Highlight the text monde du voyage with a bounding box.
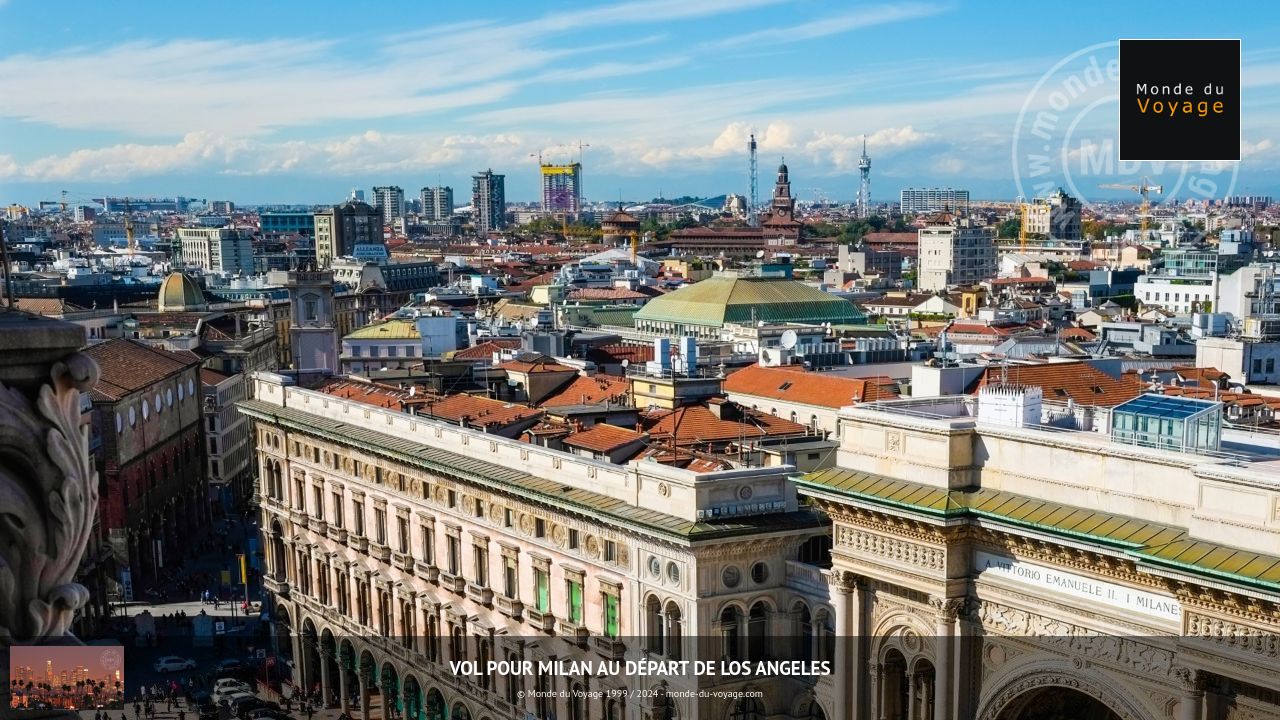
[1134,82,1228,118]
[450,659,832,678]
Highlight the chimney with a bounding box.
[977,384,1042,428]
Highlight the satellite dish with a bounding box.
[780,329,799,350]
[621,359,630,368]
[756,249,766,259]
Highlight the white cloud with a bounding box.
[712,3,947,49]
[0,0,777,139]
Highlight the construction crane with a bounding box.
[1099,177,1162,241]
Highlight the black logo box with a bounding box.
[1119,39,1240,162]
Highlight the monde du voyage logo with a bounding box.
[1120,39,1241,161]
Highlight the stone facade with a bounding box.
[800,394,1280,720]
[243,373,840,720]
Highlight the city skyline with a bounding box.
[0,0,1278,205]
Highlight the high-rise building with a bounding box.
[540,163,581,215]
[1021,187,1082,243]
[421,186,454,221]
[372,186,405,225]
[208,200,235,214]
[899,188,970,214]
[917,214,997,291]
[472,169,507,234]
[313,200,383,267]
[176,226,254,275]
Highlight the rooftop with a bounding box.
[83,338,201,401]
[344,318,421,341]
[723,364,899,409]
[633,274,866,328]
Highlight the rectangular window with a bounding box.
[604,594,620,638]
[1269,359,1276,374]
[1254,358,1263,374]
[567,580,583,624]
[568,529,579,550]
[421,525,435,564]
[374,508,387,545]
[604,541,616,562]
[447,535,460,574]
[535,568,550,613]
[473,545,488,586]
[332,492,344,528]
[504,556,518,599]
[535,518,545,538]
[447,490,457,508]
[352,501,364,535]
[313,486,324,521]
[474,498,484,518]
[504,509,513,528]
[397,516,409,553]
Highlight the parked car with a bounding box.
[232,697,278,720]
[214,679,251,693]
[154,656,197,673]
[214,688,255,706]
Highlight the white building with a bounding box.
[340,318,423,375]
[373,186,405,226]
[917,215,997,291]
[421,186,454,222]
[899,188,969,214]
[177,226,254,275]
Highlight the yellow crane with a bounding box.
[1099,177,1162,241]
[1019,202,1029,252]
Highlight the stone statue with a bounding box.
[0,310,100,644]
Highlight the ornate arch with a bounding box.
[870,610,937,665]
[975,660,1159,720]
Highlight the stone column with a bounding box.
[358,671,370,720]
[339,659,350,715]
[906,671,919,720]
[290,622,306,695]
[869,662,883,720]
[0,311,100,648]
[1176,667,1204,720]
[929,597,961,720]
[825,570,854,720]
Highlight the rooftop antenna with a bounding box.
[748,132,759,227]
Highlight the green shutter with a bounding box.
[605,594,619,638]
[569,581,583,624]
[536,570,549,612]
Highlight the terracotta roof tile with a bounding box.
[968,361,1143,407]
[320,379,411,409]
[563,423,648,453]
[452,339,522,361]
[640,404,810,445]
[413,393,543,428]
[497,356,576,374]
[723,364,899,409]
[83,338,201,401]
[539,374,633,408]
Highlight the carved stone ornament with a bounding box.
[0,312,101,644]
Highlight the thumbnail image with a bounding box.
[9,646,125,711]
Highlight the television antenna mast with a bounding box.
[748,132,759,227]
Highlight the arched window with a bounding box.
[652,687,676,720]
[790,411,798,423]
[729,698,762,720]
[569,683,586,720]
[664,602,683,661]
[646,596,664,654]
[815,610,834,664]
[793,602,812,662]
[719,606,742,661]
[452,704,471,720]
[748,602,768,661]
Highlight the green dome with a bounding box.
[634,274,865,329]
[158,272,206,312]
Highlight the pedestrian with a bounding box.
[307,704,314,720]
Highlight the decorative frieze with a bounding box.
[837,526,945,571]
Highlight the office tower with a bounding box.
[314,200,383,267]
[472,169,507,234]
[540,162,582,215]
[917,214,997,291]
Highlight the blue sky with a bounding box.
[1,0,1278,206]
